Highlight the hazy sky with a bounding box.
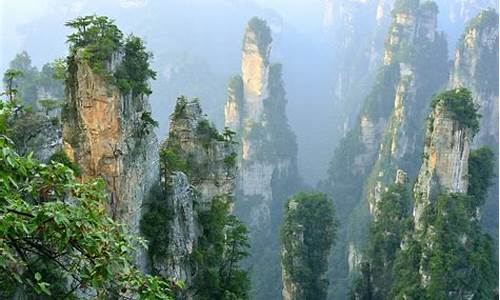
[0,0,326,71]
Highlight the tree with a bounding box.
[3,69,23,102]
[38,99,62,116]
[3,52,38,105]
[191,197,250,300]
[351,181,411,300]
[281,192,337,300]
[467,147,495,204]
[0,94,177,299]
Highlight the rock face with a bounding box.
[450,9,498,147]
[161,171,198,282]
[436,0,498,47]
[365,1,448,216]
[324,0,394,135]
[280,193,335,300]
[413,88,477,228]
[63,50,158,234]
[449,9,499,241]
[150,97,236,293]
[224,17,300,300]
[322,1,448,297]
[9,114,62,162]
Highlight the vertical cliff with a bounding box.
[388,88,496,298]
[321,1,449,297]
[365,0,448,218]
[224,17,301,300]
[449,9,499,243]
[63,51,158,235]
[413,88,478,228]
[142,97,238,297]
[62,17,159,238]
[324,0,394,135]
[281,193,336,300]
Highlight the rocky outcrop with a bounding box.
[63,50,158,235]
[148,97,237,293]
[225,17,300,300]
[322,1,449,297]
[450,9,498,149]
[366,1,449,215]
[324,0,394,135]
[449,9,499,243]
[413,88,477,228]
[9,114,62,162]
[280,193,335,300]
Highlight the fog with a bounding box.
[1,0,497,185]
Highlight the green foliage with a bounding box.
[52,58,68,81]
[0,96,176,299]
[139,111,159,137]
[281,192,337,300]
[192,197,250,299]
[65,15,155,98]
[3,52,38,104]
[392,0,419,15]
[49,149,81,176]
[468,147,495,204]
[421,193,496,299]
[351,182,411,300]
[350,262,373,300]
[65,15,123,76]
[246,63,298,161]
[140,182,173,263]
[160,147,190,177]
[223,152,237,168]
[197,119,224,148]
[114,35,157,97]
[38,98,62,116]
[4,53,65,108]
[466,8,498,30]
[172,95,189,119]
[0,137,175,299]
[246,17,272,60]
[430,87,480,134]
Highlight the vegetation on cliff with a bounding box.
[430,87,480,134]
[65,15,156,98]
[3,52,64,108]
[353,88,496,299]
[192,197,250,300]
[141,96,249,299]
[351,180,412,299]
[245,17,272,61]
[281,192,336,300]
[0,94,175,299]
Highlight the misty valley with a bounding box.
[0,0,498,299]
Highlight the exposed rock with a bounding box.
[413,88,477,229]
[224,17,300,300]
[325,0,394,135]
[323,2,449,297]
[150,98,237,293]
[9,114,62,162]
[156,172,198,282]
[450,9,498,149]
[449,9,498,242]
[63,50,159,236]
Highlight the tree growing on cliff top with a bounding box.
[0,92,177,299]
[281,192,336,300]
[65,15,156,98]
